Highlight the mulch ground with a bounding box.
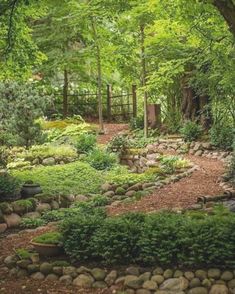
[0,124,226,293]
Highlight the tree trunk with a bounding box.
[140,24,148,138]
[213,0,235,38]
[63,69,68,118]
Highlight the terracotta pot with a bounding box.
[21,183,42,198]
[30,241,63,257]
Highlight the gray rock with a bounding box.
[92,281,107,288]
[23,211,41,219]
[189,278,201,288]
[36,203,51,213]
[101,183,113,192]
[126,266,140,276]
[0,223,7,233]
[115,276,125,285]
[59,275,73,285]
[163,269,174,279]
[4,255,18,268]
[195,270,207,280]
[160,277,189,291]
[73,274,94,288]
[184,271,195,280]
[42,157,56,166]
[74,195,88,202]
[143,280,158,290]
[27,264,40,274]
[91,268,106,281]
[221,271,233,281]
[40,262,52,275]
[151,275,164,284]
[104,191,115,197]
[3,213,21,228]
[16,259,31,269]
[154,291,185,294]
[207,269,221,280]
[63,266,77,278]
[188,287,208,294]
[209,285,228,294]
[105,270,118,286]
[46,274,58,281]
[125,190,136,197]
[31,272,45,280]
[77,266,91,274]
[195,150,203,156]
[124,275,143,289]
[53,266,63,276]
[17,269,28,278]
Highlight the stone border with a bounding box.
[2,253,235,294]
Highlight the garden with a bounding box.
[0,1,235,294]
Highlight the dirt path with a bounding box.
[97,123,128,144]
[109,154,225,215]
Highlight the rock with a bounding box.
[136,290,151,294]
[215,280,226,285]
[163,269,174,279]
[139,272,151,282]
[124,275,143,289]
[153,267,164,275]
[115,276,126,285]
[23,212,41,219]
[91,268,106,281]
[195,270,207,280]
[46,274,58,281]
[143,280,158,290]
[127,183,142,192]
[31,272,45,280]
[184,272,195,280]
[208,269,221,279]
[189,278,201,288]
[160,277,189,291]
[0,203,13,214]
[195,150,203,156]
[174,270,183,278]
[16,259,31,269]
[4,255,18,268]
[228,279,235,289]
[126,266,140,276]
[209,285,228,294]
[115,187,126,195]
[92,281,107,288]
[27,264,40,274]
[36,203,51,213]
[188,287,208,294]
[155,291,185,294]
[59,275,73,285]
[76,266,91,274]
[53,266,63,276]
[63,266,77,278]
[42,157,56,166]
[40,262,52,275]
[104,191,115,197]
[17,269,28,278]
[202,143,211,149]
[74,195,88,202]
[125,190,136,197]
[125,290,135,294]
[221,271,233,281]
[3,213,21,228]
[0,223,7,233]
[202,279,212,288]
[101,183,113,192]
[105,270,118,286]
[151,275,164,284]
[73,274,94,288]
[51,200,59,210]
[9,268,18,277]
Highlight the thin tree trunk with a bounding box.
[91,18,104,133]
[63,68,68,118]
[140,24,148,138]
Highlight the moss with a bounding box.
[33,232,63,245]
[34,193,57,203]
[115,187,126,195]
[13,199,35,210]
[0,202,13,214]
[51,260,70,267]
[16,249,32,260]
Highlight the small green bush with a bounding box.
[129,115,144,130]
[33,232,63,245]
[16,249,33,260]
[0,174,21,200]
[180,121,203,142]
[107,134,130,153]
[75,133,96,154]
[20,218,46,229]
[85,148,118,170]
[209,124,234,150]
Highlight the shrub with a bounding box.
[129,115,144,130]
[107,134,130,153]
[0,174,21,200]
[209,124,234,150]
[61,211,235,267]
[33,232,63,245]
[180,121,203,142]
[20,218,46,229]
[15,249,33,260]
[75,133,96,154]
[85,148,118,170]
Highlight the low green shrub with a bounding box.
[15,249,33,260]
[61,210,235,267]
[13,199,36,210]
[20,218,46,229]
[85,148,118,170]
[129,115,144,130]
[209,124,234,150]
[75,133,96,154]
[33,232,63,245]
[0,173,21,200]
[107,134,130,153]
[180,121,203,142]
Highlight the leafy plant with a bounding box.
[20,218,46,229]
[129,115,144,130]
[0,174,21,200]
[107,134,130,153]
[75,133,96,154]
[33,232,63,245]
[15,249,33,260]
[85,148,118,170]
[209,124,234,150]
[180,121,203,142]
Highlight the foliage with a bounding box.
[180,121,203,142]
[0,82,51,147]
[40,116,85,130]
[129,115,144,130]
[13,199,36,210]
[75,133,97,154]
[0,146,9,167]
[20,218,46,229]
[107,134,130,153]
[84,148,118,170]
[209,124,234,150]
[0,173,21,199]
[62,210,235,266]
[13,161,103,196]
[33,232,63,245]
[159,155,189,174]
[15,249,33,260]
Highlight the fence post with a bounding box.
[132,84,137,118]
[107,84,112,121]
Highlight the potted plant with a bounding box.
[21,180,42,198]
[30,232,63,256]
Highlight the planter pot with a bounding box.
[21,183,42,198]
[30,241,63,257]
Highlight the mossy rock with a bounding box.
[34,193,56,203]
[12,199,35,214]
[115,187,126,195]
[0,202,13,214]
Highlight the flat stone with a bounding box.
[136,289,152,294]
[202,278,212,288]
[154,291,185,294]
[59,275,73,285]
[3,213,21,228]
[16,259,31,269]
[53,266,63,276]
[104,191,115,197]
[77,266,91,274]
[101,183,113,192]
[17,269,28,278]
[188,287,208,294]
[160,277,189,291]
[125,190,136,197]
[73,274,94,288]
[31,272,45,280]
[4,255,18,268]
[42,157,56,166]
[27,264,40,274]
[228,279,235,289]
[174,270,183,278]
[209,285,228,294]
